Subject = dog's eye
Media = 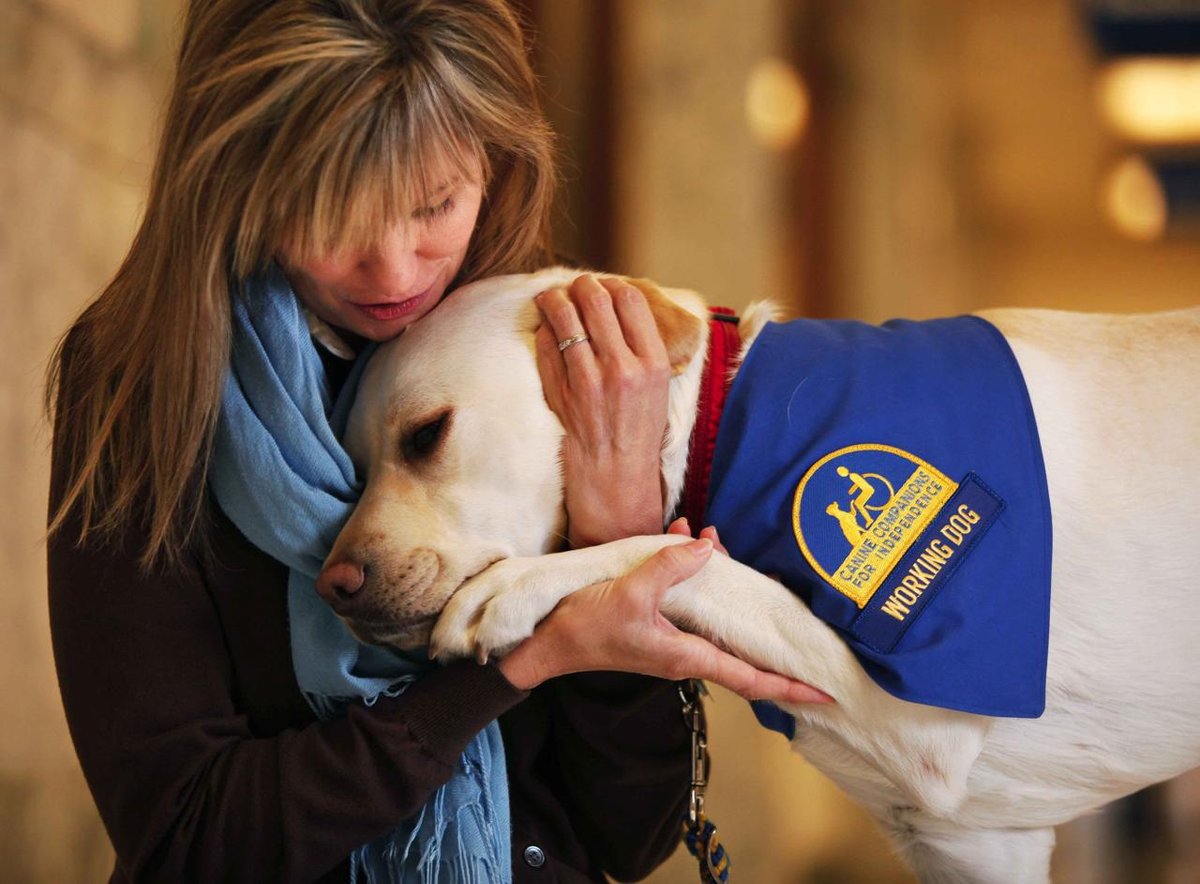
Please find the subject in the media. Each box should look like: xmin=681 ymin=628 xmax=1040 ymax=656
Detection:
xmin=404 ymin=412 xmax=450 ymax=459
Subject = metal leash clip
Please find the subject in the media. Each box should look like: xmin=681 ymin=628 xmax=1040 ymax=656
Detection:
xmin=679 ymin=679 xmax=730 ymax=883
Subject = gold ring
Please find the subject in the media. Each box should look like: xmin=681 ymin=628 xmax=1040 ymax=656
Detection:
xmin=557 ymin=333 xmax=590 ymax=352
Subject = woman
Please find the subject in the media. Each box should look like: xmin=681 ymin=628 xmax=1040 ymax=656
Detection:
xmin=45 ymin=1 xmax=816 ymax=881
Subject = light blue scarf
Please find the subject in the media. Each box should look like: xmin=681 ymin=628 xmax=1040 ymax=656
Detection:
xmin=209 ymin=264 xmax=511 ymax=883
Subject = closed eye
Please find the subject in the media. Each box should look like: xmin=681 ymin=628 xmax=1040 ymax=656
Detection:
xmin=402 ymin=410 xmax=452 ymax=460
xmin=412 ymin=196 xmax=455 ymax=221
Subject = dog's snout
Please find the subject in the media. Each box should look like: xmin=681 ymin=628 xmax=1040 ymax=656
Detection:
xmin=313 ymin=546 xmax=445 ymax=648
xmin=316 ymin=558 xmax=367 ymax=605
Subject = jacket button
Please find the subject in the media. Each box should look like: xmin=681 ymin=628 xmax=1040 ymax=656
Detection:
xmin=523 ymin=845 xmax=546 ymax=868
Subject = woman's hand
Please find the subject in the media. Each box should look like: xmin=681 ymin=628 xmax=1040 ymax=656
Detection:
xmin=535 ymin=275 xmax=669 ymax=548
xmin=665 ymin=516 xmax=726 ymax=553
xmin=496 ymin=534 xmax=834 ymax=707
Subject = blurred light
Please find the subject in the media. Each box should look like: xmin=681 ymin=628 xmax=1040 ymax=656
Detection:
xmin=1098 ymin=58 xmax=1200 ymax=143
xmin=1102 ymin=156 xmax=1167 ymax=241
xmin=745 ymin=58 xmax=810 ymax=151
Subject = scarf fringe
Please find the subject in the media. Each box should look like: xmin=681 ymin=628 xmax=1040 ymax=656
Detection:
xmin=351 ymin=782 xmax=507 ymax=884
xmin=210 ymin=268 xmax=511 ymax=884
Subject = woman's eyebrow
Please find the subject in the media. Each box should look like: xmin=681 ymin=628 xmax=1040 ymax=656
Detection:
xmin=431 ymin=176 xmax=462 ymax=195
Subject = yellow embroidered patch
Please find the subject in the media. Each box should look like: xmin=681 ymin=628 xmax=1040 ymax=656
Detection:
xmin=791 ymin=444 xmax=958 ymax=608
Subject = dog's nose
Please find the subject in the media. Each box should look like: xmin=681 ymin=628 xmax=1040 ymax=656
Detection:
xmin=316 ymin=559 xmax=366 ymax=605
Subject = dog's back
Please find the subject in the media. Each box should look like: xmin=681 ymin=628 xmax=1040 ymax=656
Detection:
xmin=961 ymin=306 xmax=1200 ymax=823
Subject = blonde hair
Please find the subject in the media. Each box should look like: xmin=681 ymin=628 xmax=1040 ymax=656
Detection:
xmin=46 ymin=0 xmax=556 ymax=569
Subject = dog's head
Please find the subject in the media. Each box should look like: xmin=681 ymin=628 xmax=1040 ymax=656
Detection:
xmin=316 ymin=268 xmax=706 ymax=649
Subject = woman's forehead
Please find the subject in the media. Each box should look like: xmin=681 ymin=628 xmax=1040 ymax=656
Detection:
xmin=272 ymin=146 xmax=482 ymax=258
xmin=406 ymin=143 xmax=485 ymax=193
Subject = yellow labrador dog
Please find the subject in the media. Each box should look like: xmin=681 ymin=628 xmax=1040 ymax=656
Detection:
xmin=318 ymin=267 xmax=1200 ymax=883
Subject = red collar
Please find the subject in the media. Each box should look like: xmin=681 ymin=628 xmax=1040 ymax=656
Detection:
xmin=677 ymin=308 xmax=740 ymax=530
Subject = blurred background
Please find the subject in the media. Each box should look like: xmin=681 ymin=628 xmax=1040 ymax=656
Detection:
xmin=4 ymin=0 xmax=1199 ymax=881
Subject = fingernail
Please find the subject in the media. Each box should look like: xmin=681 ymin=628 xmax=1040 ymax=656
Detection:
xmin=681 ymin=517 xmax=692 ymax=531
xmin=687 ymin=538 xmax=712 ymax=556
xmin=802 ymin=684 xmax=837 ymax=704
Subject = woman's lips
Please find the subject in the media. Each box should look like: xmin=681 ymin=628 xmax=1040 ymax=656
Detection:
xmin=353 ymin=285 xmax=433 ymax=321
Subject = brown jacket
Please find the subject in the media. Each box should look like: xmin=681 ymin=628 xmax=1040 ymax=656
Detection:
xmin=46 ymin=346 xmax=692 ymax=883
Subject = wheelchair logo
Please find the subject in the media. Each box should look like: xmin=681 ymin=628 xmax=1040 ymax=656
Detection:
xmin=792 ymin=444 xmax=958 ymax=607
xmin=824 ymin=466 xmax=897 ymax=547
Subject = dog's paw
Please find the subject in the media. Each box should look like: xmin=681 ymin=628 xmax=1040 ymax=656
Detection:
xmin=428 ymin=571 xmax=499 ymax=661
xmin=430 ymin=557 xmax=565 ymax=664
xmin=470 ymin=580 xmax=554 ymax=664
xmin=427 ymin=606 xmax=477 ymax=663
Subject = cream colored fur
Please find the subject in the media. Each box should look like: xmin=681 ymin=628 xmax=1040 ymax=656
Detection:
xmin=329 ymin=267 xmax=1200 ymax=883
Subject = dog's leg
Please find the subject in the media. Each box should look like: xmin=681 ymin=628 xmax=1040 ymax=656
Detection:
xmin=888 ymin=814 xmax=1055 ymax=884
xmin=431 ymin=533 xmax=855 ymax=690
xmin=654 ymin=547 xmax=992 ymax=819
xmin=431 ymin=534 xmax=990 ymax=819
xmin=431 ymin=533 xmax=853 ymax=688
xmin=430 ymin=534 xmax=689 ymax=662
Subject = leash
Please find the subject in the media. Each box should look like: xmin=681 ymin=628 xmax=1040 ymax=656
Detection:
xmin=679 ymin=679 xmax=730 ymax=883
xmin=676 ymin=309 xmax=740 ymax=882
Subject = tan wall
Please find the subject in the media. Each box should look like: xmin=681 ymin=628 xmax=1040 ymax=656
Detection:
xmin=614 ymin=0 xmax=799 ymax=312
xmin=822 ymin=0 xmax=1200 ymax=322
xmin=2 ymin=0 xmax=182 ymax=879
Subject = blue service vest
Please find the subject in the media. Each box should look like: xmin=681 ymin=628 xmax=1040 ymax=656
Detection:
xmin=704 ymin=316 xmax=1052 ymax=737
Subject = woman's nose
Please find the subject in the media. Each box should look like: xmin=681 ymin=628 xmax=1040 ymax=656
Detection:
xmin=358 ymin=229 xmax=421 ymax=296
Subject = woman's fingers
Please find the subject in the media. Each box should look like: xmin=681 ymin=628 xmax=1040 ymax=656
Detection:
xmin=518 ymin=539 xmax=835 ymax=704
xmin=535 ymin=286 xmax=600 ymax=389
xmin=533 ymin=275 xmax=671 ymax=545
xmin=666 ymin=516 xmax=692 ymax=536
xmin=621 ymin=538 xmax=712 ymax=609
xmin=539 ymin=275 xmax=661 ymax=371
xmin=698 ymin=525 xmax=729 ymax=556
xmin=664 ymin=519 xmax=730 ymax=558
xmin=571 ymin=276 xmax=629 ymax=362
xmin=534 ymin=322 xmax=567 ymax=412
xmin=610 ymin=282 xmax=669 ymax=363
xmin=615 ymin=540 xmax=831 ymax=704
xmin=668 ymin=630 xmax=835 ymax=705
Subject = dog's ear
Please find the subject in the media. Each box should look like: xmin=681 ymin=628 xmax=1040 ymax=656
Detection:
xmin=625 ymin=277 xmax=706 ymax=375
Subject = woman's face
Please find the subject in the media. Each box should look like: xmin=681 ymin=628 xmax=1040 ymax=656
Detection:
xmin=280 ymin=156 xmax=484 ymax=342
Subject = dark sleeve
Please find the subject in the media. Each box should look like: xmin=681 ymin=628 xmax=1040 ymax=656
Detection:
xmin=46 ymin=374 xmax=528 ymax=883
xmin=546 ymin=672 xmax=693 ymax=882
